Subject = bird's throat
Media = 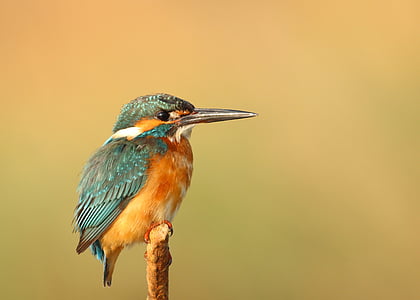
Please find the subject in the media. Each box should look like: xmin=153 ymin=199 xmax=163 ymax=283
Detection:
xmin=170 ymin=124 xmax=195 ymax=143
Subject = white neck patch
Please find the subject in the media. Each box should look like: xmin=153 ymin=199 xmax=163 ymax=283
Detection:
xmin=109 ymin=127 xmax=142 ymax=141
xmin=170 ymin=124 xmax=195 ymax=143
xmin=105 ymin=124 xmax=195 ymax=144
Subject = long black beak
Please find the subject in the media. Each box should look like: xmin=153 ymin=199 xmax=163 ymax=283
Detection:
xmin=179 ymin=108 xmax=257 ymax=126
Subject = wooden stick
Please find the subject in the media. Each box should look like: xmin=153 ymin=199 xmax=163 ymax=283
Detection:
xmin=145 ymin=223 xmax=172 ymax=300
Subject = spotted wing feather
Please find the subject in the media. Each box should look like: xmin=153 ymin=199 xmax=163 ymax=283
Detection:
xmin=74 ymin=138 xmax=166 ymax=253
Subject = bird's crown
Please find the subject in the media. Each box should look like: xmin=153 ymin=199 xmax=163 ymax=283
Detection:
xmin=113 ymin=93 xmax=194 ymax=132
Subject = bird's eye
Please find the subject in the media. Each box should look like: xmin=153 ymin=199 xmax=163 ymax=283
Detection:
xmin=156 ymin=111 xmax=170 ymax=121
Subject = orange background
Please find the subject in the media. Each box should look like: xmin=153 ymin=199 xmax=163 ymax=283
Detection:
xmin=1 ymin=1 xmax=419 ymax=299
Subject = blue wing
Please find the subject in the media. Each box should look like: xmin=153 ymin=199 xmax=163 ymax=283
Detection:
xmin=74 ymin=137 xmax=167 ymax=254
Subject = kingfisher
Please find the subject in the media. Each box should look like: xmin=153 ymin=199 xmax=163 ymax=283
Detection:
xmin=74 ymin=93 xmax=256 ymax=286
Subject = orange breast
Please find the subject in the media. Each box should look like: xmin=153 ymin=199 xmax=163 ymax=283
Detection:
xmin=100 ymin=137 xmax=193 ymax=252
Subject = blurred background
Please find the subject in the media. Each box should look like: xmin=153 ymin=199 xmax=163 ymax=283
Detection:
xmin=1 ymin=0 xmax=419 ymax=299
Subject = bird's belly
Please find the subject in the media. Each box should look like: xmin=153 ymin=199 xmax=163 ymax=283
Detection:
xmin=100 ymin=139 xmax=193 ymax=251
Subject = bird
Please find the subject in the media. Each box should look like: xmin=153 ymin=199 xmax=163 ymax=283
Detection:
xmin=73 ymin=93 xmax=256 ymax=286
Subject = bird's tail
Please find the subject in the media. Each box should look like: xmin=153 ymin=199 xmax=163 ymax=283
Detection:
xmin=103 ymin=247 xmax=123 ymax=287
xmin=90 ymin=240 xmax=105 ymax=261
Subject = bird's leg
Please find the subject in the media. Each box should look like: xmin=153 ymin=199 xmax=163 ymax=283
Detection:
xmin=144 ymin=220 xmax=173 ymax=243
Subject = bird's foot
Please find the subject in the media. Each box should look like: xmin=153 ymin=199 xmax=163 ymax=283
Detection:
xmin=144 ymin=220 xmax=173 ymax=243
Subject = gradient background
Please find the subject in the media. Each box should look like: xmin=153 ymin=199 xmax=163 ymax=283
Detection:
xmin=1 ymin=1 xmax=419 ymax=299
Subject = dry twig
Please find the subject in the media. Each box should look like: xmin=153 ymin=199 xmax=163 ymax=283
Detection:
xmin=145 ymin=223 xmax=172 ymax=300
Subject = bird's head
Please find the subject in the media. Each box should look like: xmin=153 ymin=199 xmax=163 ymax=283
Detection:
xmin=109 ymin=93 xmax=256 ymax=143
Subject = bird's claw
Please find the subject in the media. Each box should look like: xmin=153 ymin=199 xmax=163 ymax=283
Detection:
xmin=144 ymin=220 xmax=173 ymax=243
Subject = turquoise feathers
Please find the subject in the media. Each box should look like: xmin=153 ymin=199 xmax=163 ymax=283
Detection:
xmin=75 ymin=137 xmax=167 ymax=254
